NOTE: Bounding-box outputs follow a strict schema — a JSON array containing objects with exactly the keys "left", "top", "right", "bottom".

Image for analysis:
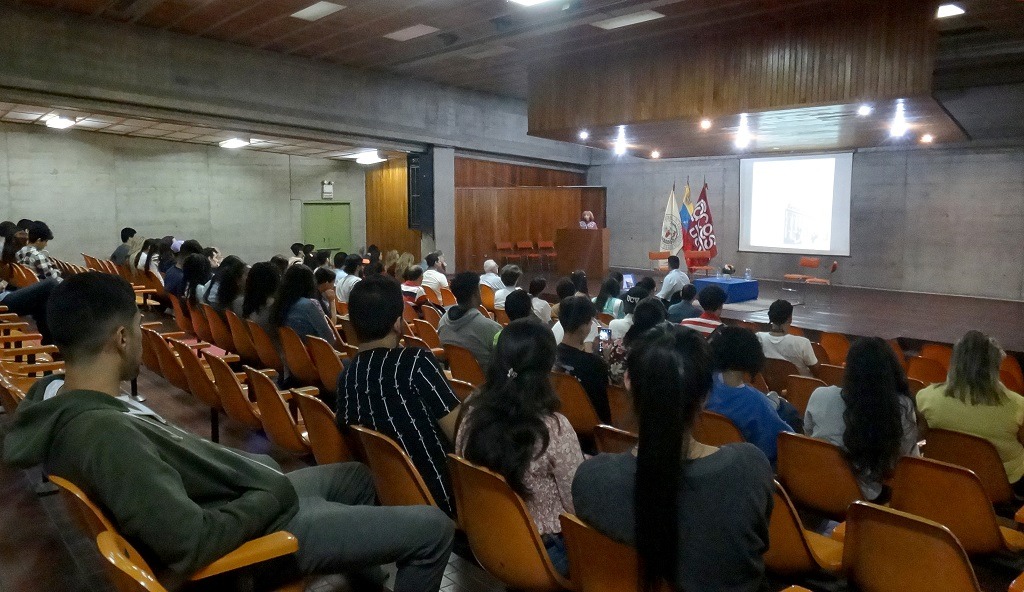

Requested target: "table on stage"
[
  {"left": 693, "top": 277, "right": 759, "bottom": 304},
  {"left": 554, "top": 228, "right": 609, "bottom": 279}
]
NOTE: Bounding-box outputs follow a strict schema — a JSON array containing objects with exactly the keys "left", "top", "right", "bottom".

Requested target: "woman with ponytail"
[
  {"left": 572, "top": 324, "right": 773, "bottom": 592},
  {"left": 457, "top": 319, "right": 584, "bottom": 576}
]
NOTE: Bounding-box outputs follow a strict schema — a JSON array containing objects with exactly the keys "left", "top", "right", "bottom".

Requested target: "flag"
[
  {"left": 679, "top": 182, "right": 695, "bottom": 253},
  {"left": 658, "top": 184, "right": 683, "bottom": 255},
  {"left": 686, "top": 182, "right": 717, "bottom": 264}
]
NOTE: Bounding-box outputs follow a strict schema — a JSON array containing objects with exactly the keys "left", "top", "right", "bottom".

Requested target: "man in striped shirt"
[
  {"left": 337, "top": 275, "right": 462, "bottom": 517},
  {"left": 680, "top": 285, "right": 728, "bottom": 338}
]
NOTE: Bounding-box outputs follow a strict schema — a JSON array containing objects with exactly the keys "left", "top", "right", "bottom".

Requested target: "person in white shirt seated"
[
  {"left": 756, "top": 299, "right": 819, "bottom": 376},
  {"left": 493, "top": 265, "right": 522, "bottom": 310},
  {"left": 421, "top": 252, "right": 448, "bottom": 301},
  {"left": 335, "top": 254, "right": 362, "bottom": 303},
  {"left": 479, "top": 259, "right": 505, "bottom": 293},
  {"left": 529, "top": 277, "right": 552, "bottom": 324},
  {"left": 609, "top": 285, "right": 649, "bottom": 340},
  {"left": 655, "top": 256, "right": 690, "bottom": 302}
]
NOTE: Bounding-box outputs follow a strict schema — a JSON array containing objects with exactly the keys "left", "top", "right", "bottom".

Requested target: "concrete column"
[{"left": 432, "top": 146, "right": 457, "bottom": 272}]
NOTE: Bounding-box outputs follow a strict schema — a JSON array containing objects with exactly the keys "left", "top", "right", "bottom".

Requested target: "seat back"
[
  {"left": 694, "top": 410, "right": 744, "bottom": 446},
  {"left": 294, "top": 391, "right": 354, "bottom": 465},
  {"left": 785, "top": 375, "right": 827, "bottom": 417},
  {"left": 1001, "top": 355, "right": 1024, "bottom": 394},
  {"left": 763, "top": 358, "right": 801, "bottom": 393},
  {"left": 200, "top": 304, "right": 235, "bottom": 353},
  {"left": 244, "top": 367, "right": 310, "bottom": 455},
  {"left": 187, "top": 302, "right": 215, "bottom": 343},
  {"left": 350, "top": 425, "right": 436, "bottom": 507},
  {"left": 888, "top": 339, "right": 907, "bottom": 368},
  {"left": 906, "top": 356, "right": 948, "bottom": 384},
  {"left": 813, "top": 363, "right": 844, "bottom": 386},
  {"left": 798, "top": 256, "right": 821, "bottom": 269},
  {"left": 448, "top": 378, "right": 475, "bottom": 402},
  {"left": 96, "top": 531, "right": 166, "bottom": 592},
  {"left": 818, "top": 332, "right": 849, "bottom": 365},
  {"left": 907, "top": 378, "right": 927, "bottom": 395},
  {"left": 224, "top": 311, "right": 259, "bottom": 365},
  {"left": 776, "top": 433, "right": 863, "bottom": 519},
  {"left": 421, "top": 306, "right": 442, "bottom": 328},
  {"left": 921, "top": 429, "right": 1014, "bottom": 505},
  {"left": 444, "top": 343, "right": 486, "bottom": 386},
  {"left": 206, "top": 354, "right": 262, "bottom": 430},
  {"left": 306, "top": 336, "right": 344, "bottom": 393},
  {"left": 550, "top": 371, "right": 600, "bottom": 439},
  {"left": 144, "top": 329, "right": 190, "bottom": 392},
  {"left": 594, "top": 424, "right": 638, "bottom": 453},
  {"left": 919, "top": 344, "right": 953, "bottom": 370},
  {"left": 169, "top": 340, "right": 222, "bottom": 409},
  {"left": 448, "top": 454, "right": 570, "bottom": 590},
  {"left": 765, "top": 481, "right": 824, "bottom": 575},
  {"left": 843, "top": 502, "right": 982, "bottom": 592},
  {"left": 440, "top": 287, "right": 457, "bottom": 306},
  {"left": 480, "top": 284, "right": 496, "bottom": 311},
  {"left": 49, "top": 474, "right": 116, "bottom": 542},
  {"left": 560, "top": 513, "right": 641, "bottom": 592},
  {"left": 139, "top": 327, "right": 161, "bottom": 374},
  {"left": 245, "top": 320, "right": 283, "bottom": 372},
  {"left": 167, "top": 294, "right": 194, "bottom": 336},
  {"left": 811, "top": 342, "right": 830, "bottom": 365},
  {"left": 412, "top": 319, "right": 442, "bottom": 349},
  {"left": 537, "top": 240, "right": 555, "bottom": 250},
  {"left": 889, "top": 456, "right": 1004, "bottom": 554},
  {"left": 494, "top": 309, "right": 511, "bottom": 326},
  {"left": 278, "top": 327, "right": 323, "bottom": 387}
]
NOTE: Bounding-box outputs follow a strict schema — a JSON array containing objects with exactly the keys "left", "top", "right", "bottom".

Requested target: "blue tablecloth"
[{"left": 693, "top": 277, "right": 759, "bottom": 304}]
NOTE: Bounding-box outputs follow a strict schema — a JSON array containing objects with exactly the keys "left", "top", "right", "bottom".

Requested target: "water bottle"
[{"left": 744, "top": 268, "right": 752, "bottom": 280}]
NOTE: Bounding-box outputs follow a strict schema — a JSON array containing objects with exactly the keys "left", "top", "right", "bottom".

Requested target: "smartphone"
[{"left": 597, "top": 327, "right": 612, "bottom": 353}]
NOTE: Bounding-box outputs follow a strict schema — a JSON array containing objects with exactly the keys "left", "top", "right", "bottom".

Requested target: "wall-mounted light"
[
  {"left": 355, "top": 150, "right": 387, "bottom": 164},
  {"left": 219, "top": 138, "right": 250, "bottom": 148},
  {"left": 920, "top": 133, "right": 935, "bottom": 144},
  {"left": 44, "top": 116, "right": 77, "bottom": 129}
]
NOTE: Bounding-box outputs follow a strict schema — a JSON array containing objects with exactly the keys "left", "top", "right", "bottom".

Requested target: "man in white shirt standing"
[
  {"left": 479, "top": 259, "right": 505, "bottom": 293},
  {"left": 655, "top": 255, "right": 689, "bottom": 302},
  {"left": 421, "top": 252, "right": 448, "bottom": 302},
  {"left": 756, "top": 299, "right": 819, "bottom": 376}
]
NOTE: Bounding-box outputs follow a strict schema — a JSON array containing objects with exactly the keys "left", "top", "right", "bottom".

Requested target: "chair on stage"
[
  {"left": 537, "top": 240, "right": 557, "bottom": 271},
  {"left": 683, "top": 249, "right": 715, "bottom": 277},
  {"left": 517, "top": 240, "right": 541, "bottom": 270},
  {"left": 647, "top": 250, "right": 670, "bottom": 272}
]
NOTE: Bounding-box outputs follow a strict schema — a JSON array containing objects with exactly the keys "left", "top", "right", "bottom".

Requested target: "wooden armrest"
[
  {"left": 292, "top": 387, "right": 320, "bottom": 398},
  {"left": 1015, "top": 505, "right": 1024, "bottom": 525},
  {"left": 0, "top": 333, "right": 43, "bottom": 344},
  {"left": 133, "top": 288, "right": 158, "bottom": 295},
  {"left": 0, "top": 322, "right": 30, "bottom": 333},
  {"left": 140, "top": 322, "right": 164, "bottom": 329},
  {"left": 260, "top": 368, "right": 278, "bottom": 379},
  {"left": 158, "top": 331, "right": 187, "bottom": 339},
  {"left": 220, "top": 353, "right": 241, "bottom": 363},
  {"left": 5, "top": 361, "right": 65, "bottom": 376},
  {"left": 0, "top": 306, "right": 8, "bottom": 313},
  {"left": 0, "top": 345, "right": 58, "bottom": 358},
  {"left": 189, "top": 531, "right": 298, "bottom": 580},
  {"left": 0, "top": 313, "right": 19, "bottom": 322},
  {"left": 1012, "top": 573, "right": 1024, "bottom": 592},
  {"left": 187, "top": 341, "right": 213, "bottom": 350}
]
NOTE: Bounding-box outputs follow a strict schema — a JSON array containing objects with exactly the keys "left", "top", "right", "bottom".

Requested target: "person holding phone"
[{"left": 604, "top": 298, "right": 667, "bottom": 386}]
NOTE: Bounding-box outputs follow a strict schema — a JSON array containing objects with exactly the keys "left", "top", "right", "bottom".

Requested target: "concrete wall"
[
  {"left": 0, "top": 123, "right": 365, "bottom": 264},
  {"left": 588, "top": 147, "right": 1024, "bottom": 301}
]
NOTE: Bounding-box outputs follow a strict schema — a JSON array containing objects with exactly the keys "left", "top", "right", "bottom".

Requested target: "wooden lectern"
[{"left": 555, "top": 228, "right": 609, "bottom": 279}]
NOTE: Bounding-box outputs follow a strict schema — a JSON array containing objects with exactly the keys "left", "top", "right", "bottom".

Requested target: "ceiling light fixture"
[
  {"left": 219, "top": 138, "right": 250, "bottom": 148},
  {"left": 290, "top": 1, "right": 345, "bottom": 21},
  {"left": 355, "top": 150, "right": 387, "bottom": 164},
  {"left": 508, "top": 0, "right": 557, "bottom": 5},
  {"left": 857, "top": 105, "right": 873, "bottom": 116},
  {"left": 890, "top": 100, "right": 909, "bottom": 138},
  {"left": 44, "top": 116, "right": 77, "bottom": 129},
  {"left": 735, "top": 114, "right": 752, "bottom": 149},
  {"left": 700, "top": 119, "right": 713, "bottom": 130},
  {"left": 651, "top": 150, "right": 661, "bottom": 159},
  {"left": 384, "top": 24, "right": 440, "bottom": 41},
  {"left": 936, "top": 4, "right": 965, "bottom": 18},
  {"left": 920, "top": 133, "right": 935, "bottom": 144},
  {"left": 591, "top": 10, "right": 664, "bottom": 30},
  {"left": 613, "top": 126, "right": 628, "bottom": 156},
  {"left": 578, "top": 130, "right": 589, "bottom": 140}
]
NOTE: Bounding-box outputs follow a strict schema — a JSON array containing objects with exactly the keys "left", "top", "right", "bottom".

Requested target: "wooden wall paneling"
[
  {"left": 365, "top": 156, "right": 421, "bottom": 260},
  {"left": 454, "top": 157, "right": 586, "bottom": 187}
]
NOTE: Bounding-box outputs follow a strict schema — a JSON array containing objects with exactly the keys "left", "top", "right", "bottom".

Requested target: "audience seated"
[
  {"left": 421, "top": 252, "right": 448, "bottom": 301},
  {"left": 336, "top": 275, "right": 461, "bottom": 517},
  {"left": 242, "top": 261, "right": 280, "bottom": 334},
  {"left": 401, "top": 266, "right": 428, "bottom": 304},
  {"left": 569, "top": 270, "right": 589, "bottom": 296},
  {"left": 394, "top": 252, "right": 415, "bottom": 282},
  {"left": 269, "top": 254, "right": 289, "bottom": 273},
  {"left": 572, "top": 324, "right": 773, "bottom": 592},
  {"left": 287, "top": 242, "right": 304, "bottom": 267},
  {"left": 492, "top": 290, "right": 538, "bottom": 345},
  {"left": 666, "top": 283, "right": 702, "bottom": 323},
  {"left": 270, "top": 264, "right": 335, "bottom": 346},
  {"left": 0, "top": 222, "right": 58, "bottom": 343},
  {"left": 593, "top": 277, "right": 625, "bottom": 319},
  {"left": 157, "top": 237, "right": 177, "bottom": 274},
  {"left": 608, "top": 285, "right": 649, "bottom": 340},
  {"left": 706, "top": 326, "right": 795, "bottom": 465},
  {"left": 680, "top": 285, "right": 727, "bottom": 337},
  {"left": 204, "top": 255, "right": 247, "bottom": 316},
  {"left": 164, "top": 239, "right": 203, "bottom": 298},
  {"left": 656, "top": 255, "right": 690, "bottom": 302},
  {"left": 916, "top": 330, "right": 1024, "bottom": 493},
  {"left": 493, "top": 264, "right": 522, "bottom": 310},
  {"left": 1, "top": 273, "right": 455, "bottom": 592},
  {"left": 804, "top": 337, "right": 920, "bottom": 502},
  {"left": 555, "top": 296, "right": 611, "bottom": 423},
  {"left": 110, "top": 227, "right": 136, "bottom": 266},
  {"left": 181, "top": 253, "right": 212, "bottom": 310},
  {"left": 335, "top": 254, "right": 362, "bottom": 303},
  {"left": 479, "top": 259, "right": 505, "bottom": 293},
  {"left": 132, "top": 239, "right": 163, "bottom": 283},
  {"left": 528, "top": 277, "right": 552, "bottom": 324},
  {"left": 313, "top": 267, "right": 337, "bottom": 320},
  {"left": 549, "top": 277, "right": 576, "bottom": 320},
  {"left": 203, "top": 246, "right": 222, "bottom": 271},
  {"left": 636, "top": 276, "right": 657, "bottom": 294},
  {"left": 757, "top": 299, "right": 819, "bottom": 376},
  {"left": 437, "top": 272, "right": 502, "bottom": 370},
  {"left": 16, "top": 221, "right": 61, "bottom": 282},
  {"left": 605, "top": 297, "right": 666, "bottom": 386},
  {"left": 457, "top": 319, "right": 583, "bottom": 576}
]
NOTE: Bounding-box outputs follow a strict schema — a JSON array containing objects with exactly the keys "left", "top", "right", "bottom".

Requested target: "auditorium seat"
[
  {"left": 167, "top": 295, "right": 196, "bottom": 337},
  {"left": 550, "top": 371, "right": 600, "bottom": 442},
  {"left": 921, "top": 429, "right": 1015, "bottom": 506},
  {"left": 410, "top": 319, "right": 446, "bottom": 361},
  {"left": 517, "top": 240, "right": 541, "bottom": 269},
  {"left": 445, "top": 343, "right": 486, "bottom": 386},
  {"left": 694, "top": 410, "right": 744, "bottom": 446},
  {"left": 421, "top": 305, "right": 442, "bottom": 329},
  {"left": 648, "top": 250, "right": 670, "bottom": 271},
  {"left": 765, "top": 481, "right": 844, "bottom": 576},
  {"left": 606, "top": 383, "right": 637, "bottom": 432},
  {"left": 596, "top": 312, "right": 614, "bottom": 326},
  {"left": 906, "top": 356, "right": 947, "bottom": 384},
  {"left": 594, "top": 424, "right": 638, "bottom": 453},
  {"left": 495, "top": 241, "right": 519, "bottom": 266},
  {"left": 187, "top": 302, "right": 216, "bottom": 344},
  {"left": 811, "top": 342, "right": 830, "bottom": 365},
  {"left": 786, "top": 375, "right": 827, "bottom": 416},
  {"left": 449, "top": 454, "right": 571, "bottom": 591},
  {"left": 480, "top": 284, "right": 496, "bottom": 311},
  {"left": 170, "top": 339, "right": 226, "bottom": 443},
  {"left": 818, "top": 332, "right": 850, "bottom": 365},
  {"left": 887, "top": 339, "right": 907, "bottom": 369},
  {"left": 907, "top": 378, "right": 927, "bottom": 396},
  {"left": 245, "top": 320, "right": 284, "bottom": 373},
  {"left": 201, "top": 304, "right": 236, "bottom": 353},
  {"left": 447, "top": 378, "right": 475, "bottom": 402},
  {"left": 279, "top": 327, "right": 324, "bottom": 390},
  {"left": 560, "top": 513, "right": 642, "bottom": 592},
  {"left": 889, "top": 456, "right": 1024, "bottom": 556},
  {"left": 206, "top": 353, "right": 263, "bottom": 433},
  {"left": 245, "top": 367, "right": 314, "bottom": 457},
  {"left": 919, "top": 343, "right": 953, "bottom": 371},
  {"left": 813, "top": 363, "right": 844, "bottom": 387},
  {"left": 306, "top": 336, "right": 345, "bottom": 394},
  {"left": 1002, "top": 356, "right": 1024, "bottom": 395},
  {"left": 777, "top": 432, "right": 862, "bottom": 520},
  {"left": 441, "top": 287, "right": 457, "bottom": 307},
  {"left": 494, "top": 309, "right": 511, "bottom": 326},
  {"left": 225, "top": 310, "right": 260, "bottom": 366},
  {"left": 763, "top": 357, "right": 800, "bottom": 394},
  {"left": 351, "top": 425, "right": 437, "bottom": 508}
]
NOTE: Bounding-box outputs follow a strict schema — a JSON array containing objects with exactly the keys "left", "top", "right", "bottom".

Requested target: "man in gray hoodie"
[{"left": 437, "top": 271, "right": 502, "bottom": 371}]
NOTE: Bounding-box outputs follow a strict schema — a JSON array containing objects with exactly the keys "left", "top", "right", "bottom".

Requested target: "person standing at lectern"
[{"left": 579, "top": 211, "right": 598, "bottom": 229}]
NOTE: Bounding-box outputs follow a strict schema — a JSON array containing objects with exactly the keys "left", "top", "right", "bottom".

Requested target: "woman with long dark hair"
[
  {"left": 593, "top": 276, "right": 624, "bottom": 319},
  {"left": 604, "top": 296, "right": 666, "bottom": 386},
  {"left": 270, "top": 264, "right": 334, "bottom": 343},
  {"left": 181, "top": 254, "right": 212, "bottom": 309},
  {"left": 204, "top": 255, "right": 246, "bottom": 315},
  {"left": 457, "top": 319, "right": 583, "bottom": 576},
  {"left": 805, "top": 337, "right": 920, "bottom": 501},
  {"left": 133, "top": 238, "right": 163, "bottom": 283},
  {"left": 572, "top": 324, "right": 773, "bottom": 592},
  {"left": 243, "top": 261, "right": 281, "bottom": 330}
]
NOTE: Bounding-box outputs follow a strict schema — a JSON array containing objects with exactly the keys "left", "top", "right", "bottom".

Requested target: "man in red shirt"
[{"left": 680, "top": 285, "right": 728, "bottom": 337}]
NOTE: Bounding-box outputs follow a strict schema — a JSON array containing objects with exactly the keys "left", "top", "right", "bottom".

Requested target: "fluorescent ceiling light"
[
  {"left": 219, "top": 138, "right": 250, "bottom": 148},
  {"left": 290, "top": 2, "right": 345, "bottom": 21},
  {"left": 355, "top": 150, "right": 387, "bottom": 164},
  {"left": 509, "top": 0, "right": 557, "bottom": 5},
  {"left": 735, "top": 113, "right": 752, "bottom": 149},
  {"left": 592, "top": 10, "right": 664, "bottom": 30},
  {"left": 384, "top": 24, "right": 439, "bottom": 41},
  {"left": 857, "top": 105, "right": 873, "bottom": 116},
  {"left": 889, "top": 101, "right": 908, "bottom": 138},
  {"left": 45, "top": 116, "right": 77, "bottom": 129},
  {"left": 613, "top": 126, "right": 627, "bottom": 156},
  {"left": 936, "top": 4, "right": 964, "bottom": 18}
]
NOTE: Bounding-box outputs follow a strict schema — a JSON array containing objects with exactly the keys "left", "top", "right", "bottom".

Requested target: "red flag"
[{"left": 687, "top": 183, "right": 717, "bottom": 265}]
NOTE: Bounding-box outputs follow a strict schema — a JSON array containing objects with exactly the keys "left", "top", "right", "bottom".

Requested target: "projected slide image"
[{"left": 750, "top": 158, "right": 835, "bottom": 250}]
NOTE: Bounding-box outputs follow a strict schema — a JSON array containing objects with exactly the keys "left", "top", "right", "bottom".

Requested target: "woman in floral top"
[
  {"left": 605, "top": 297, "right": 669, "bottom": 385},
  {"left": 456, "top": 319, "right": 584, "bottom": 576}
]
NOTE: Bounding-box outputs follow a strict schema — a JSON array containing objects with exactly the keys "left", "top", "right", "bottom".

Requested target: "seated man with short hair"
[
  {"left": 655, "top": 255, "right": 690, "bottom": 302},
  {"left": 437, "top": 271, "right": 502, "bottom": 370},
  {"left": 335, "top": 254, "right": 363, "bottom": 303},
  {"left": 479, "top": 259, "right": 505, "bottom": 293},
  {"left": 2, "top": 273, "right": 454, "bottom": 592},
  {"left": 555, "top": 296, "right": 611, "bottom": 424},
  {"left": 337, "top": 275, "right": 462, "bottom": 517},
  {"left": 16, "top": 221, "right": 61, "bottom": 282},
  {"left": 110, "top": 227, "right": 136, "bottom": 266},
  {"left": 680, "top": 285, "right": 728, "bottom": 337},
  {"left": 756, "top": 299, "right": 819, "bottom": 376},
  {"left": 493, "top": 264, "right": 522, "bottom": 310},
  {"left": 420, "top": 252, "right": 448, "bottom": 301},
  {"left": 666, "top": 283, "right": 703, "bottom": 323}
]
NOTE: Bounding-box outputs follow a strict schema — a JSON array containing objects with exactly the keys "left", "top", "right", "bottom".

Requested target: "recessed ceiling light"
[
  {"left": 857, "top": 105, "right": 873, "bottom": 116},
  {"left": 508, "top": 0, "right": 557, "bottom": 5},
  {"left": 936, "top": 4, "right": 965, "bottom": 18},
  {"left": 591, "top": 10, "right": 664, "bottom": 30},
  {"left": 384, "top": 24, "right": 440, "bottom": 41},
  {"left": 700, "top": 118, "right": 713, "bottom": 130},
  {"left": 920, "top": 133, "right": 935, "bottom": 144},
  {"left": 219, "top": 138, "right": 250, "bottom": 148},
  {"left": 290, "top": 2, "right": 345, "bottom": 21},
  {"left": 578, "top": 130, "right": 589, "bottom": 140},
  {"left": 650, "top": 150, "right": 661, "bottom": 159},
  {"left": 45, "top": 116, "right": 77, "bottom": 129},
  {"left": 355, "top": 150, "right": 387, "bottom": 164}
]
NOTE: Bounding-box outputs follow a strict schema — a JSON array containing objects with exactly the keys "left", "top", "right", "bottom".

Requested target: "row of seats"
[{"left": 493, "top": 240, "right": 557, "bottom": 270}]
